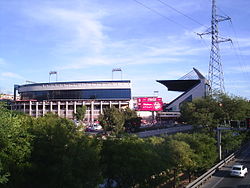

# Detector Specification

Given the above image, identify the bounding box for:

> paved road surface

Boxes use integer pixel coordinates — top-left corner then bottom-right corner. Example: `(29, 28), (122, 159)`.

(201, 143), (250, 188)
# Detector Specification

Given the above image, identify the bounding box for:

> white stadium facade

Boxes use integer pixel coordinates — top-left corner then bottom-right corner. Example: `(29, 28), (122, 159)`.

(12, 80), (132, 123)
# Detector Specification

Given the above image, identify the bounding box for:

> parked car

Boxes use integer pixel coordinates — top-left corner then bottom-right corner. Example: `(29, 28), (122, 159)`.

(230, 164), (248, 177)
(85, 124), (102, 132)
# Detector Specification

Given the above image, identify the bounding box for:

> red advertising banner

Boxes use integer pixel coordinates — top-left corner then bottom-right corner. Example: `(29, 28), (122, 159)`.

(137, 97), (163, 111)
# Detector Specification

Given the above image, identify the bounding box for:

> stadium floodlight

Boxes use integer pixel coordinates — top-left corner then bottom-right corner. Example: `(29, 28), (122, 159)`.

(112, 68), (122, 80)
(49, 71), (58, 82)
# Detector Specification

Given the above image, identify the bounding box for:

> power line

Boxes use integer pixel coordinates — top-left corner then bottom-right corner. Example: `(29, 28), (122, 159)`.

(217, 6), (230, 19)
(217, 6), (250, 80)
(210, 6), (250, 89)
(133, 0), (211, 51)
(133, 0), (192, 31)
(155, 0), (209, 29)
(229, 22), (250, 79)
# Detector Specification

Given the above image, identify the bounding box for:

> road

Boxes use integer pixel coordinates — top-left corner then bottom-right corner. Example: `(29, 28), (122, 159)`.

(201, 143), (250, 188)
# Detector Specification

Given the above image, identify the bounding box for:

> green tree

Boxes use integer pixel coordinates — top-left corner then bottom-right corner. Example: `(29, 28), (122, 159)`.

(98, 106), (125, 135)
(0, 103), (32, 186)
(180, 97), (224, 130)
(163, 139), (196, 187)
(221, 130), (245, 156)
(181, 93), (250, 131)
(169, 133), (217, 182)
(101, 135), (164, 187)
(122, 108), (141, 132)
(74, 105), (87, 122)
(22, 113), (102, 188)
(214, 93), (250, 122)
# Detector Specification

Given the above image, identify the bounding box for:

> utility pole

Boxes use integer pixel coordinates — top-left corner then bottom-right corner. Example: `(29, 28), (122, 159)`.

(198, 0), (231, 95)
(217, 128), (222, 160)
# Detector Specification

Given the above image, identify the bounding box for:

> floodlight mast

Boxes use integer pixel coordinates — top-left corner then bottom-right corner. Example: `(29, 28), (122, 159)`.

(112, 68), (122, 80)
(49, 71), (58, 83)
(198, 0), (231, 96)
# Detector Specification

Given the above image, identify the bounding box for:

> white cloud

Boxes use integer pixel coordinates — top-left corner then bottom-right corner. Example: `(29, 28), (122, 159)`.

(1, 72), (24, 79)
(226, 65), (250, 73)
(25, 5), (107, 53)
(147, 46), (207, 57)
(56, 32), (208, 70)
(57, 54), (183, 70)
(236, 37), (250, 48)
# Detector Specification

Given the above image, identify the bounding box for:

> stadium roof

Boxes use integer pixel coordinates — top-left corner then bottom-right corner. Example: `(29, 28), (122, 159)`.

(18, 80), (131, 87)
(156, 80), (200, 92)
(157, 68), (205, 92)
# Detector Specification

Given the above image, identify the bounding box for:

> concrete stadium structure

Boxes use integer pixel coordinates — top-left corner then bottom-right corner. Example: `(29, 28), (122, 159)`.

(157, 68), (209, 112)
(12, 80), (132, 123)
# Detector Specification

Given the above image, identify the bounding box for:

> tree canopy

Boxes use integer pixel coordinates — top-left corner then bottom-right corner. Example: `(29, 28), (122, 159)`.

(180, 93), (250, 130)
(122, 108), (141, 132)
(23, 113), (102, 188)
(1, 98), (249, 187)
(0, 103), (32, 186)
(74, 105), (87, 122)
(98, 106), (125, 135)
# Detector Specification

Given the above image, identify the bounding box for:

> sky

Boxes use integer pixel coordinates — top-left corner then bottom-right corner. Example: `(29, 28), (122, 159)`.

(0, 0), (250, 102)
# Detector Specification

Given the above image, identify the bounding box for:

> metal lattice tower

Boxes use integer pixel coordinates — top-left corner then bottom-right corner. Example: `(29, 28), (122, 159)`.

(198, 0), (231, 95)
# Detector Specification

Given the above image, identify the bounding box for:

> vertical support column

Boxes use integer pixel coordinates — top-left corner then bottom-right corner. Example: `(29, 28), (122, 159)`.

(129, 100), (133, 109)
(82, 101), (87, 123)
(29, 101), (32, 116)
(35, 102), (39, 118)
(58, 101), (61, 117)
(100, 101), (103, 114)
(42, 101), (45, 116)
(109, 101), (112, 108)
(23, 103), (26, 113)
(118, 101), (121, 109)
(65, 101), (68, 118)
(91, 101), (94, 124)
(50, 101), (53, 112)
(74, 101), (77, 114)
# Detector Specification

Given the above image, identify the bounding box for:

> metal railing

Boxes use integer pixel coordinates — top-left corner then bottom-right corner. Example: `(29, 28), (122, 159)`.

(137, 125), (193, 138)
(185, 152), (236, 188)
(185, 143), (250, 188)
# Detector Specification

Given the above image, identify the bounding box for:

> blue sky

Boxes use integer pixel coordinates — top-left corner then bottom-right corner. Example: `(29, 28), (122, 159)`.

(0, 0), (249, 102)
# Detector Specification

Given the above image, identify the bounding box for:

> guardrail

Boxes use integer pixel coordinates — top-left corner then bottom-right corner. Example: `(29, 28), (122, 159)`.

(185, 143), (249, 188)
(185, 153), (235, 188)
(137, 125), (193, 138)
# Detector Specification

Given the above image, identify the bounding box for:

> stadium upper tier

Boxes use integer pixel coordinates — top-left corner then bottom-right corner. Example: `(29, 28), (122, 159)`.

(157, 68), (209, 111)
(156, 80), (201, 92)
(15, 80), (131, 101)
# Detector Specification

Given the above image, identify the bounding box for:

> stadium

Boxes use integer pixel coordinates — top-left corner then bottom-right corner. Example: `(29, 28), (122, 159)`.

(11, 68), (209, 124)
(12, 80), (132, 123)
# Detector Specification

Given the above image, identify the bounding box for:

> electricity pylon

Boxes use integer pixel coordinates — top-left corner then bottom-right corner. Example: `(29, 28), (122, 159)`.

(198, 0), (231, 95)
